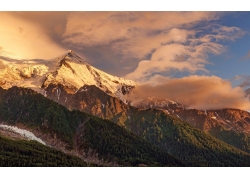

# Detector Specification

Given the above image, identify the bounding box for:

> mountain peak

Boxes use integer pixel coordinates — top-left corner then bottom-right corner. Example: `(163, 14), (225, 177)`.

(42, 50), (137, 97)
(0, 50), (137, 100)
(60, 50), (88, 65)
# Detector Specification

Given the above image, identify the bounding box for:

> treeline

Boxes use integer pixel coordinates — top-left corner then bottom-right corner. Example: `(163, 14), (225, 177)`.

(0, 135), (92, 167)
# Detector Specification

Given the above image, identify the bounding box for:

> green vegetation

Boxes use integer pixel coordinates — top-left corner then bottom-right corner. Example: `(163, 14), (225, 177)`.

(0, 87), (184, 166)
(0, 86), (83, 149)
(0, 135), (90, 167)
(2, 86), (250, 166)
(79, 116), (183, 166)
(125, 109), (250, 166)
(209, 126), (250, 154)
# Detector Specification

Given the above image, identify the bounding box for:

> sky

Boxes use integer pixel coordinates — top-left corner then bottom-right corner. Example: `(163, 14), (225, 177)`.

(1, 11), (250, 110)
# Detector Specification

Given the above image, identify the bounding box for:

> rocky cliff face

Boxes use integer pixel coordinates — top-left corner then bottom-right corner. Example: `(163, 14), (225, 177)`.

(44, 84), (131, 127)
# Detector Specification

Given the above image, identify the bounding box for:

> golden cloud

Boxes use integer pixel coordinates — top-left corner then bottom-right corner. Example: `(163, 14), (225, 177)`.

(125, 75), (250, 110)
(0, 13), (66, 59)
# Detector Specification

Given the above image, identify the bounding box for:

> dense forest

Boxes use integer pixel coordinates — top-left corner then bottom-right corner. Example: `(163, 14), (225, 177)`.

(79, 116), (183, 166)
(0, 135), (91, 167)
(127, 108), (250, 166)
(45, 84), (250, 166)
(1, 86), (250, 166)
(0, 87), (184, 166)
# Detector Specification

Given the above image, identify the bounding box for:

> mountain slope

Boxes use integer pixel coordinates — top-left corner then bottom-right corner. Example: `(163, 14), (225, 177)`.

(132, 98), (250, 154)
(2, 52), (250, 166)
(0, 86), (183, 167)
(2, 87), (250, 166)
(42, 83), (250, 166)
(0, 135), (92, 167)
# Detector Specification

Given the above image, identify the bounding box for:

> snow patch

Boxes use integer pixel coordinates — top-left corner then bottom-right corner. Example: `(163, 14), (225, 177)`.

(56, 88), (61, 101)
(81, 87), (88, 92)
(0, 124), (46, 145)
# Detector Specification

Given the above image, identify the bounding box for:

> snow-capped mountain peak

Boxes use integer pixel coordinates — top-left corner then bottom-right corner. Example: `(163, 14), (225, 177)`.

(0, 51), (137, 99)
(42, 50), (137, 97)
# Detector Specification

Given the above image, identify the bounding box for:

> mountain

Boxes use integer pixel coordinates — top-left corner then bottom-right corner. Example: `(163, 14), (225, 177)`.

(132, 98), (250, 153)
(41, 76), (250, 163)
(135, 99), (250, 133)
(0, 86), (183, 167)
(2, 86), (250, 166)
(0, 135), (92, 167)
(2, 51), (250, 166)
(0, 50), (136, 100)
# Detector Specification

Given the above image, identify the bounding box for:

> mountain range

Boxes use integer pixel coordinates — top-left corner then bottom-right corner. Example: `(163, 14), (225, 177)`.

(1, 51), (250, 166)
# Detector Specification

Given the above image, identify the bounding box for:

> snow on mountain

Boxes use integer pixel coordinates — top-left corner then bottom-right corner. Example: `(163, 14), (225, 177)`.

(0, 50), (137, 99)
(0, 124), (46, 145)
(42, 51), (137, 97)
(0, 58), (48, 91)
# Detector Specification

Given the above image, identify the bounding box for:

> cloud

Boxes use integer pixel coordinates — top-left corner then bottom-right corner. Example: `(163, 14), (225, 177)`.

(124, 24), (243, 82)
(237, 76), (250, 88)
(211, 25), (244, 40)
(240, 50), (250, 60)
(62, 12), (219, 58)
(125, 75), (250, 110)
(0, 13), (66, 60)
(233, 75), (243, 81)
(0, 12), (245, 82)
(124, 42), (213, 82)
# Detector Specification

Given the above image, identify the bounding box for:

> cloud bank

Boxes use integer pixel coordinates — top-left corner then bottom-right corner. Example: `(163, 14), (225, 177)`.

(125, 75), (250, 110)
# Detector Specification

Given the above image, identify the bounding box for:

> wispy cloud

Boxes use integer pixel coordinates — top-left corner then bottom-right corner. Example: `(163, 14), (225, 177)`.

(125, 24), (244, 82)
(61, 12), (246, 80)
(236, 75), (250, 88)
(62, 12), (219, 58)
(240, 50), (250, 61)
